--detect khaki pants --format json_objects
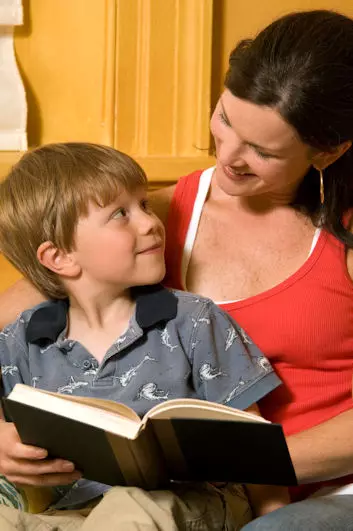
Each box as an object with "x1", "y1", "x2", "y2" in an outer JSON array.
[{"x1": 0, "y1": 483, "x2": 252, "y2": 531}]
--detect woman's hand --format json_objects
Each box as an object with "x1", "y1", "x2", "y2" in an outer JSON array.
[
  {"x1": 0, "y1": 420, "x2": 81, "y2": 487},
  {"x1": 287, "y1": 407, "x2": 353, "y2": 483}
]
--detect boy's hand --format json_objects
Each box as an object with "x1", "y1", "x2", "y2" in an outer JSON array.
[{"x1": 0, "y1": 420, "x2": 81, "y2": 486}]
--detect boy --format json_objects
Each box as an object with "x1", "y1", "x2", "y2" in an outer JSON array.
[{"x1": 0, "y1": 143, "x2": 287, "y2": 530}]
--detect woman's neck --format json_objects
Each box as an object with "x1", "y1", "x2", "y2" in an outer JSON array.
[{"x1": 210, "y1": 173, "x2": 300, "y2": 213}]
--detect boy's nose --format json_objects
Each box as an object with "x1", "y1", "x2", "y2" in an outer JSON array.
[{"x1": 137, "y1": 211, "x2": 159, "y2": 234}]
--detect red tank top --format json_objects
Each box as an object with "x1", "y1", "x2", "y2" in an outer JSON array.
[{"x1": 164, "y1": 170, "x2": 353, "y2": 500}]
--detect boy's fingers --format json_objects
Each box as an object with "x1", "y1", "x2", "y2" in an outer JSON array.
[
  {"x1": 10, "y1": 471, "x2": 82, "y2": 487},
  {"x1": 3, "y1": 458, "x2": 76, "y2": 477},
  {"x1": 11, "y1": 442, "x2": 48, "y2": 460}
]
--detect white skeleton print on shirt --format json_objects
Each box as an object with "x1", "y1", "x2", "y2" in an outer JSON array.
[
  {"x1": 58, "y1": 376, "x2": 89, "y2": 394},
  {"x1": 137, "y1": 382, "x2": 169, "y2": 401},
  {"x1": 31, "y1": 376, "x2": 40, "y2": 388},
  {"x1": 116, "y1": 354, "x2": 156, "y2": 387},
  {"x1": 160, "y1": 326, "x2": 178, "y2": 352},
  {"x1": 1, "y1": 365, "x2": 19, "y2": 376},
  {"x1": 199, "y1": 363, "x2": 225, "y2": 381},
  {"x1": 225, "y1": 327, "x2": 238, "y2": 351}
]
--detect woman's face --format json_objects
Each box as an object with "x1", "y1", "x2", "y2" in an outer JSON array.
[{"x1": 210, "y1": 90, "x2": 313, "y2": 200}]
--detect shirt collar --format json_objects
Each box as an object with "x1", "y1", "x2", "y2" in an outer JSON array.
[{"x1": 25, "y1": 284, "x2": 178, "y2": 344}]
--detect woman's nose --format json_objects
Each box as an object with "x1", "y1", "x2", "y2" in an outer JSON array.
[{"x1": 217, "y1": 139, "x2": 245, "y2": 165}]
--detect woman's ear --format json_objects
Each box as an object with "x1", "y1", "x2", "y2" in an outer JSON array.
[
  {"x1": 312, "y1": 140, "x2": 352, "y2": 170},
  {"x1": 37, "y1": 241, "x2": 81, "y2": 278}
]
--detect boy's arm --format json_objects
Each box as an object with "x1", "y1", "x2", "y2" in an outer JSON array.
[
  {"x1": 245, "y1": 403, "x2": 262, "y2": 416},
  {"x1": 191, "y1": 301, "x2": 282, "y2": 410},
  {"x1": 0, "y1": 327, "x2": 80, "y2": 487},
  {"x1": 0, "y1": 279, "x2": 46, "y2": 329}
]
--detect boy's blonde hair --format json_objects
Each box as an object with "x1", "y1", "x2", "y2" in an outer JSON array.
[{"x1": 0, "y1": 142, "x2": 147, "y2": 299}]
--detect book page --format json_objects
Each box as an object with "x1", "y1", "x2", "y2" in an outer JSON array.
[
  {"x1": 9, "y1": 384, "x2": 140, "y2": 422},
  {"x1": 53, "y1": 394, "x2": 141, "y2": 422},
  {"x1": 8, "y1": 384, "x2": 141, "y2": 439},
  {"x1": 143, "y1": 398, "x2": 269, "y2": 426}
]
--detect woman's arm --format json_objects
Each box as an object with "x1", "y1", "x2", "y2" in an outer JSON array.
[
  {"x1": 241, "y1": 404, "x2": 290, "y2": 515},
  {"x1": 293, "y1": 227, "x2": 353, "y2": 484},
  {"x1": 148, "y1": 184, "x2": 176, "y2": 226},
  {"x1": 0, "y1": 279, "x2": 46, "y2": 329},
  {"x1": 287, "y1": 407, "x2": 353, "y2": 483}
]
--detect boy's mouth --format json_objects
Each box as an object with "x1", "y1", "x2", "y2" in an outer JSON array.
[{"x1": 137, "y1": 242, "x2": 164, "y2": 255}]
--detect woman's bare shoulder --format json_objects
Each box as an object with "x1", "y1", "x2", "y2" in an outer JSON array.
[
  {"x1": 0, "y1": 278, "x2": 46, "y2": 329},
  {"x1": 148, "y1": 184, "x2": 176, "y2": 226}
]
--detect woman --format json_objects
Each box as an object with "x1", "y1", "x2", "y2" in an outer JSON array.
[
  {"x1": 149, "y1": 9, "x2": 353, "y2": 529},
  {"x1": 2, "y1": 9, "x2": 353, "y2": 530}
]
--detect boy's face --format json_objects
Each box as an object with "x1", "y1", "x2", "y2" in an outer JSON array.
[{"x1": 71, "y1": 186, "x2": 166, "y2": 290}]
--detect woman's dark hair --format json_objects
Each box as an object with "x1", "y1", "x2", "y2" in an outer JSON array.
[{"x1": 225, "y1": 10, "x2": 353, "y2": 246}]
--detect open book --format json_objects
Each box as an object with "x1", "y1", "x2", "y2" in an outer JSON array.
[{"x1": 3, "y1": 384, "x2": 297, "y2": 489}]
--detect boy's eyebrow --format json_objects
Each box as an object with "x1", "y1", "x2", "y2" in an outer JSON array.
[{"x1": 219, "y1": 98, "x2": 283, "y2": 156}]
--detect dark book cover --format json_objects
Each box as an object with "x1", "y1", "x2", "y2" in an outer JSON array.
[
  {"x1": 3, "y1": 398, "x2": 297, "y2": 487},
  {"x1": 3, "y1": 399, "x2": 127, "y2": 486},
  {"x1": 153, "y1": 418, "x2": 297, "y2": 486}
]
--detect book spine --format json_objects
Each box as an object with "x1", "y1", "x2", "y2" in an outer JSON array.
[
  {"x1": 105, "y1": 433, "x2": 146, "y2": 488},
  {"x1": 129, "y1": 422, "x2": 169, "y2": 490},
  {"x1": 150, "y1": 419, "x2": 189, "y2": 481}
]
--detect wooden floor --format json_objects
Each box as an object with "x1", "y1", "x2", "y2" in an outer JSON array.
[{"x1": 0, "y1": 254, "x2": 21, "y2": 293}]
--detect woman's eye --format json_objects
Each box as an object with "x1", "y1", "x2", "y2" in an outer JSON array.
[
  {"x1": 255, "y1": 149, "x2": 272, "y2": 160},
  {"x1": 112, "y1": 208, "x2": 127, "y2": 219},
  {"x1": 218, "y1": 111, "x2": 231, "y2": 126}
]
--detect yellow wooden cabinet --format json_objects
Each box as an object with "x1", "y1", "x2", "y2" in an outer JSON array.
[
  {"x1": 12, "y1": 0, "x2": 215, "y2": 184},
  {"x1": 6, "y1": 0, "x2": 353, "y2": 181}
]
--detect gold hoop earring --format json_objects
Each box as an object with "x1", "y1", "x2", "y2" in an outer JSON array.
[{"x1": 319, "y1": 169, "x2": 324, "y2": 205}]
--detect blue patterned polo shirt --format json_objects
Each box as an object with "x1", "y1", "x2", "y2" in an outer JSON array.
[{"x1": 0, "y1": 284, "x2": 281, "y2": 509}]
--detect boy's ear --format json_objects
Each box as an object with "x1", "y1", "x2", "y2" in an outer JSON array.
[
  {"x1": 37, "y1": 241, "x2": 81, "y2": 278},
  {"x1": 312, "y1": 140, "x2": 352, "y2": 170}
]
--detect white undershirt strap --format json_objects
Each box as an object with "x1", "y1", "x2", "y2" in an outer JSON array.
[
  {"x1": 181, "y1": 167, "x2": 214, "y2": 289},
  {"x1": 309, "y1": 227, "x2": 321, "y2": 257}
]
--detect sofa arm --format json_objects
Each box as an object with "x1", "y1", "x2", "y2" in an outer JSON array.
[
  {"x1": 0, "y1": 476, "x2": 54, "y2": 513},
  {"x1": 0, "y1": 475, "x2": 26, "y2": 510}
]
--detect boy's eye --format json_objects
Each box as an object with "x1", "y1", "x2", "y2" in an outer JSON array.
[{"x1": 112, "y1": 208, "x2": 127, "y2": 219}]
